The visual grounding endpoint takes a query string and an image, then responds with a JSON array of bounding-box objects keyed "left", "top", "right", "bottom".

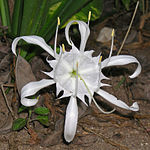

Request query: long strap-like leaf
[{"left": 0, "top": 0, "right": 11, "bottom": 32}]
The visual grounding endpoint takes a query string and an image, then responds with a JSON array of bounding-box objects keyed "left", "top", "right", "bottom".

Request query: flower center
[{"left": 71, "top": 69, "right": 77, "bottom": 77}]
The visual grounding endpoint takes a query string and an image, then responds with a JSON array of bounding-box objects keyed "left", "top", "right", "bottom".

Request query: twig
[
  {"left": 146, "top": 0, "right": 149, "bottom": 14},
  {"left": 117, "top": 1, "right": 139, "bottom": 55},
  {"left": 0, "top": 83, "right": 16, "bottom": 119},
  {"left": 142, "top": 0, "right": 145, "bottom": 15},
  {"left": 81, "top": 126, "right": 129, "bottom": 150},
  {"left": 2, "top": 83, "right": 14, "bottom": 87},
  {"left": 135, "top": 118, "right": 150, "bottom": 138}
]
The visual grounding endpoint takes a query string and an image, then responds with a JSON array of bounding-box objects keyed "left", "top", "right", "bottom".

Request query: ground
[{"left": 0, "top": 6, "right": 150, "bottom": 150}]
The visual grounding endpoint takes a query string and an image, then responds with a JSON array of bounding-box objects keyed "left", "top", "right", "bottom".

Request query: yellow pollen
[
  {"left": 88, "top": 11, "right": 91, "bottom": 22},
  {"left": 62, "top": 44, "right": 65, "bottom": 52},
  {"left": 111, "top": 29, "right": 115, "bottom": 37},
  {"left": 57, "top": 17, "right": 60, "bottom": 26},
  {"left": 99, "top": 56, "right": 102, "bottom": 63}
]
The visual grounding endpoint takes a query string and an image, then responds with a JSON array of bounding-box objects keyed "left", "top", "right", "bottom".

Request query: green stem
[{"left": 27, "top": 108, "right": 32, "bottom": 128}]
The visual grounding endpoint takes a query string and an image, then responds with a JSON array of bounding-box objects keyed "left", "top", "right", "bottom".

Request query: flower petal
[
  {"left": 96, "top": 89, "right": 139, "bottom": 111},
  {"left": 65, "top": 20, "right": 90, "bottom": 52},
  {"left": 64, "top": 96, "right": 78, "bottom": 142},
  {"left": 42, "top": 70, "right": 54, "bottom": 78},
  {"left": 21, "top": 97, "right": 38, "bottom": 107},
  {"left": 56, "top": 83, "right": 72, "bottom": 99},
  {"left": 101, "top": 73, "right": 110, "bottom": 80},
  {"left": 84, "top": 50, "right": 94, "bottom": 58},
  {"left": 12, "top": 36, "right": 54, "bottom": 57},
  {"left": 101, "top": 55, "right": 141, "bottom": 78},
  {"left": 21, "top": 79, "right": 55, "bottom": 107}
]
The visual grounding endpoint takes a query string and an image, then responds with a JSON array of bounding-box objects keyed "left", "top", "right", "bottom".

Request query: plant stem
[{"left": 27, "top": 108, "right": 32, "bottom": 128}]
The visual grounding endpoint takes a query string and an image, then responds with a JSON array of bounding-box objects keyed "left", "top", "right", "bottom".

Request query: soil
[{"left": 1, "top": 5, "right": 150, "bottom": 150}]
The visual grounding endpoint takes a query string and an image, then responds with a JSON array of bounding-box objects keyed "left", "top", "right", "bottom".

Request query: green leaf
[
  {"left": 12, "top": 0, "right": 24, "bottom": 36},
  {"left": 20, "top": 48, "right": 28, "bottom": 58},
  {"left": 12, "top": 118, "right": 27, "bottom": 131},
  {"left": 18, "top": 0, "right": 92, "bottom": 41},
  {"left": 122, "top": 0, "right": 130, "bottom": 10},
  {"left": 42, "top": 0, "right": 92, "bottom": 41},
  {"left": 18, "top": 105, "right": 28, "bottom": 113},
  {"left": 62, "top": 0, "right": 103, "bottom": 27},
  {"left": 0, "top": 0, "right": 11, "bottom": 32},
  {"left": 20, "top": 0, "right": 41, "bottom": 35},
  {"left": 36, "top": 115, "right": 49, "bottom": 126},
  {"left": 20, "top": 0, "right": 60, "bottom": 36},
  {"left": 34, "top": 107, "right": 50, "bottom": 115},
  {"left": 11, "top": 0, "right": 102, "bottom": 60}
]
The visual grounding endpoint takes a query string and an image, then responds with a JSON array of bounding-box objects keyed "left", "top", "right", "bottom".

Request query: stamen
[
  {"left": 99, "top": 56, "right": 102, "bottom": 64},
  {"left": 54, "top": 17, "right": 60, "bottom": 58},
  {"left": 62, "top": 44, "right": 65, "bottom": 53},
  {"left": 98, "top": 55, "right": 102, "bottom": 88},
  {"left": 57, "top": 17, "right": 60, "bottom": 26},
  {"left": 54, "top": 49, "right": 63, "bottom": 81},
  {"left": 88, "top": 11, "right": 91, "bottom": 26},
  {"left": 109, "top": 28, "right": 115, "bottom": 57},
  {"left": 106, "top": 28, "right": 115, "bottom": 66},
  {"left": 74, "top": 62, "right": 78, "bottom": 97},
  {"left": 111, "top": 29, "right": 115, "bottom": 37},
  {"left": 92, "top": 98, "right": 116, "bottom": 114}
]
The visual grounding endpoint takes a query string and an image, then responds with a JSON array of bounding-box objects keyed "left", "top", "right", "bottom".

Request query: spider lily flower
[{"left": 12, "top": 19, "right": 141, "bottom": 142}]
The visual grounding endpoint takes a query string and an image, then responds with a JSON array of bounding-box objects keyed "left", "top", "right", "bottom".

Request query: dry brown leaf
[
  {"left": 15, "top": 55, "right": 36, "bottom": 95},
  {"left": 0, "top": 54, "right": 12, "bottom": 83},
  {"left": 0, "top": 112, "right": 13, "bottom": 133}
]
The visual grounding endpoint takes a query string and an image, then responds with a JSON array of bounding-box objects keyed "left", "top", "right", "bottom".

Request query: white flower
[{"left": 12, "top": 20, "right": 141, "bottom": 142}]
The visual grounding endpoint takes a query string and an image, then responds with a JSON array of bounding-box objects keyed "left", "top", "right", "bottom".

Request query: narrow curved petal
[
  {"left": 100, "top": 83, "right": 111, "bottom": 87},
  {"left": 101, "top": 55, "right": 141, "bottom": 78},
  {"left": 96, "top": 89, "right": 139, "bottom": 111},
  {"left": 101, "top": 73, "right": 110, "bottom": 80},
  {"left": 21, "top": 97, "right": 38, "bottom": 107},
  {"left": 21, "top": 79, "right": 55, "bottom": 107},
  {"left": 65, "top": 20, "right": 90, "bottom": 52},
  {"left": 64, "top": 96, "right": 78, "bottom": 142},
  {"left": 12, "top": 36, "right": 54, "bottom": 57}
]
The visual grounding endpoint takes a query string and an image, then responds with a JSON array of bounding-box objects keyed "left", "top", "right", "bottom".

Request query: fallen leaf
[
  {"left": 0, "top": 54, "right": 12, "bottom": 83},
  {"left": 0, "top": 112, "right": 13, "bottom": 134},
  {"left": 15, "top": 55, "right": 36, "bottom": 95}
]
